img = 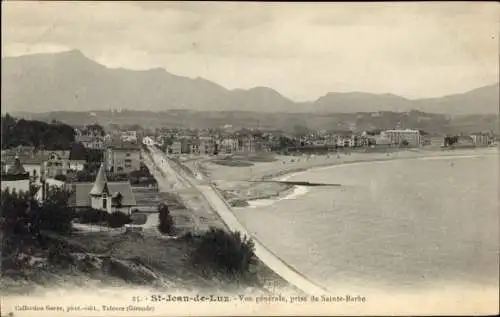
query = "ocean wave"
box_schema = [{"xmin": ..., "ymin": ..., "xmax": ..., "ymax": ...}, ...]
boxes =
[{"xmin": 246, "ymin": 185, "xmax": 311, "ymax": 209}]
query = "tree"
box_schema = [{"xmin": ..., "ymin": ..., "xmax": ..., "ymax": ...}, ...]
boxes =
[
  {"xmin": 106, "ymin": 211, "xmax": 132, "ymax": 228},
  {"xmin": 33, "ymin": 187, "xmax": 74, "ymax": 234},
  {"xmin": 157, "ymin": 203, "xmax": 174, "ymax": 234},
  {"xmin": 292, "ymin": 124, "xmax": 310, "ymax": 138},
  {"xmin": 444, "ymin": 135, "xmax": 459, "ymax": 147},
  {"xmin": 54, "ymin": 174, "xmax": 67, "ymax": 182},
  {"xmin": 1, "ymin": 186, "xmax": 74, "ymax": 272},
  {"xmin": 1, "ymin": 115, "xmax": 75, "ymax": 150},
  {"xmin": 112, "ymin": 192, "xmax": 123, "ymax": 213}
]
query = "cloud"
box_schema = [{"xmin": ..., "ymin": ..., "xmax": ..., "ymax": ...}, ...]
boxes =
[{"xmin": 1, "ymin": 1, "xmax": 498, "ymax": 100}]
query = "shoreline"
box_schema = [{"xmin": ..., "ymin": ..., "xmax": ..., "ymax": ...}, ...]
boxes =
[{"xmin": 207, "ymin": 147, "xmax": 499, "ymax": 205}]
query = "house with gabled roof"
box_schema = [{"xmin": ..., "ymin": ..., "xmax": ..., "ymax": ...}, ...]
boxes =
[
  {"xmin": 1, "ymin": 157, "xmax": 31, "ymax": 193},
  {"xmin": 68, "ymin": 163, "xmax": 136, "ymax": 214}
]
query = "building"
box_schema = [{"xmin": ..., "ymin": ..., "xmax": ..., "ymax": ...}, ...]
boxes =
[
  {"xmin": 2, "ymin": 149, "xmax": 50, "ymax": 183},
  {"xmin": 76, "ymin": 135, "xmax": 105, "ymax": 150},
  {"xmin": 189, "ymin": 139, "xmax": 201, "ymax": 154},
  {"xmin": 470, "ymin": 133, "xmax": 490, "ymax": 146},
  {"xmin": 374, "ymin": 135, "xmax": 392, "ymax": 146},
  {"xmin": 105, "ymin": 142, "xmax": 141, "ymax": 174},
  {"xmin": 75, "ymin": 125, "xmax": 106, "ymax": 150},
  {"xmin": 382, "ymin": 129, "xmax": 421, "ymax": 147},
  {"xmin": 68, "ymin": 163, "xmax": 136, "ymax": 214},
  {"xmin": 43, "ymin": 151, "xmax": 71, "ymax": 178},
  {"xmin": 142, "ymin": 136, "xmax": 156, "ymax": 147},
  {"xmin": 218, "ymin": 136, "xmax": 239, "ymax": 153},
  {"xmin": 69, "ymin": 159, "xmax": 86, "ymax": 172},
  {"xmin": 121, "ymin": 130, "xmax": 138, "ymax": 143},
  {"xmin": 237, "ymin": 134, "xmax": 256, "ymax": 153},
  {"xmin": 169, "ymin": 141, "xmax": 182, "ymax": 155},
  {"xmin": 199, "ymin": 136, "xmax": 216, "ymax": 155},
  {"xmin": 336, "ymin": 136, "xmax": 353, "ymax": 148},
  {"xmin": 1, "ymin": 157, "xmax": 31, "ymax": 193},
  {"xmin": 180, "ymin": 138, "xmax": 192, "ymax": 154}
]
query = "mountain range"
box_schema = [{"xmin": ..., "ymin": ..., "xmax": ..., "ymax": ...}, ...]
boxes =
[{"xmin": 2, "ymin": 50, "xmax": 499, "ymax": 115}]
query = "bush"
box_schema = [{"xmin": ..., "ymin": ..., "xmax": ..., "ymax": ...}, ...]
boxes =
[
  {"xmin": 106, "ymin": 211, "xmax": 132, "ymax": 228},
  {"xmin": 32, "ymin": 187, "xmax": 74, "ymax": 235},
  {"xmin": 54, "ymin": 174, "xmax": 67, "ymax": 182},
  {"xmin": 75, "ymin": 208, "xmax": 108, "ymax": 224},
  {"xmin": 180, "ymin": 231, "xmax": 194, "ymax": 241},
  {"xmin": 47, "ymin": 244, "xmax": 75, "ymax": 268},
  {"xmin": 157, "ymin": 203, "xmax": 174, "ymax": 234},
  {"xmin": 1, "ymin": 187, "xmax": 74, "ymax": 272},
  {"xmin": 191, "ymin": 227, "xmax": 256, "ymax": 276}
]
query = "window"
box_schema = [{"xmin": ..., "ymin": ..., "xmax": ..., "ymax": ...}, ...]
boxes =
[
  {"xmin": 125, "ymin": 153, "xmax": 131, "ymax": 157},
  {"xmin": 102, "ymin": 198, "xmax": 107, "ymax": 209}
]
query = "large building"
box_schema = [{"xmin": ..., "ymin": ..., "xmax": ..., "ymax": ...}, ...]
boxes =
[
  {"xmin": 105, "ymin": 142, "xmax": 141, "ymax": 174},
  {"xmin": 382, "ymin": 129, "xmax": 422, "ymax": 147},
  {"xmin": 470, "ymin": 133, "xmax": 490, "ymax": 146}
]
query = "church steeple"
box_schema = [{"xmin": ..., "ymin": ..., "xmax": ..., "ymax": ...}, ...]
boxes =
[{"xmin": 90, "ymin": 163, "xmax": 109, "ymax": 196}]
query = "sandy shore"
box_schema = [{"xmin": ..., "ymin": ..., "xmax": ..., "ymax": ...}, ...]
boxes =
[{"xmin": 197, "ymin": 147, "xmax": 499, "ymax": 204}]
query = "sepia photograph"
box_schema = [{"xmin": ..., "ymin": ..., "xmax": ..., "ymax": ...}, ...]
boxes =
[{"xmin": 1, "ymin": 1, "xmax": 499, "ymax": 316}]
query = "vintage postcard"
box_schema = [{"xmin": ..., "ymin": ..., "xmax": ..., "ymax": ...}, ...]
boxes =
[{"xmin": 1, "ymin": 1, "xmax": 499, "ymax": 316}]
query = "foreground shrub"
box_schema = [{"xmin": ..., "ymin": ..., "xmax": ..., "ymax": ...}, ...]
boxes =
[
  {"xmin": 106, "ymin": 211, "xmax": 132, "ymax": 228},
  {"xmin": 27, "ymin": 187, "xmax": 74, "ymax": 235},
  {"xmin": 157, "ymin": 203, "xmax": 174, "ymax": 234},
  {"xmin": 191, "ymin": 227, "xmax": 256, "ymax": 276},
  {"xmin": 75, "ymin": 208, "xmax": 108, "ymax": 224},
  {"xmin": 47, "ymin": 244, "xmax": 75, "ymax": 268},
  {"xmin": 1, "ymin": 187, "xmax": 74, "ymax": 273}
]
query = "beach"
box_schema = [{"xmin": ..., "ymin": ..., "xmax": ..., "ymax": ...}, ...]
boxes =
[{"xmin": 193, "ymin": 147, "xmax": 499, "ymax": 205}]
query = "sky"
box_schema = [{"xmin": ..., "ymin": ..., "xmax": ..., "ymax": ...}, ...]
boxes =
[{"xmin": 2, "ymin": 1, "xmax": 499, "ymax": 101}]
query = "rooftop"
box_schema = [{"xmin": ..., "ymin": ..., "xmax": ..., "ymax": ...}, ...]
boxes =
[
  {"xmin": 385, "ymin": 129, "xmax": 420, "ymax": 133},
  {"xmin": 68, "ymin": 181, "xmax": 136, "ymax": 207},
  {"xmin": 107, "ymin": 141, "xmax": 141, "ymax": 150},
  {"xmin": 89, "ymin": 164, "xmax": 109, "ymax": 196}
]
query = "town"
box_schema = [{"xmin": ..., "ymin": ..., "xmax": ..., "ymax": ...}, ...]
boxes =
[
  {"xmin": 2, "ymin": 113, "xmax": 498, "ymax": 208},
  {"xmin": 2, "ymin": 114, "xmax": 497, "ymax": 194}
]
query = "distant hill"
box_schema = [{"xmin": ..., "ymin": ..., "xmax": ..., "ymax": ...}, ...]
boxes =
[
  {"xmin": 8, "ymin": 109, "xmax": 498, "ymax": 136},
  {"xmin": 1, "ymin": 50, "xmax": 499, "ymax": 115}
]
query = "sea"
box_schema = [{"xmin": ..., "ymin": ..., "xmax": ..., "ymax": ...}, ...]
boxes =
[{"xmin": 234, "ymin": 153, "xmax": 499, "ymax": 297}]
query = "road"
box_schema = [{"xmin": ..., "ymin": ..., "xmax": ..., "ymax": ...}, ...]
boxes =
[
  {"xmin": 142, "ymin": 148, "xmax": 218, "ymax": 232},
  {"xmin": 145, "ymin": 146, "xmax": 327, "ymax": 295}
]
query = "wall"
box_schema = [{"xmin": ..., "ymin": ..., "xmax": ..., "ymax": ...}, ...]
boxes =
[
  {"xmin": 90, "ymin": 195, "xmax": 113, "ymax": 213},
  {"xmin": 108, "ymin": 148, "xmax": 141, "ymax": 174},
  {"xmin": 1, "ymin": 179, "xmax": 30, "ymax": 193}
]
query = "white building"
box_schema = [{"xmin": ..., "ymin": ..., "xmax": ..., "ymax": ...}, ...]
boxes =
[
  {"xmin": 142, "ymin": 136, "xmax": 156, "ymax": 146},
  {"xmin": 470, "ymin": 133, "xmax": 490, "ymax": 146},
  {"xmin": 382, "ymin": 129, "xmax": 421, "ymax": 147}
]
